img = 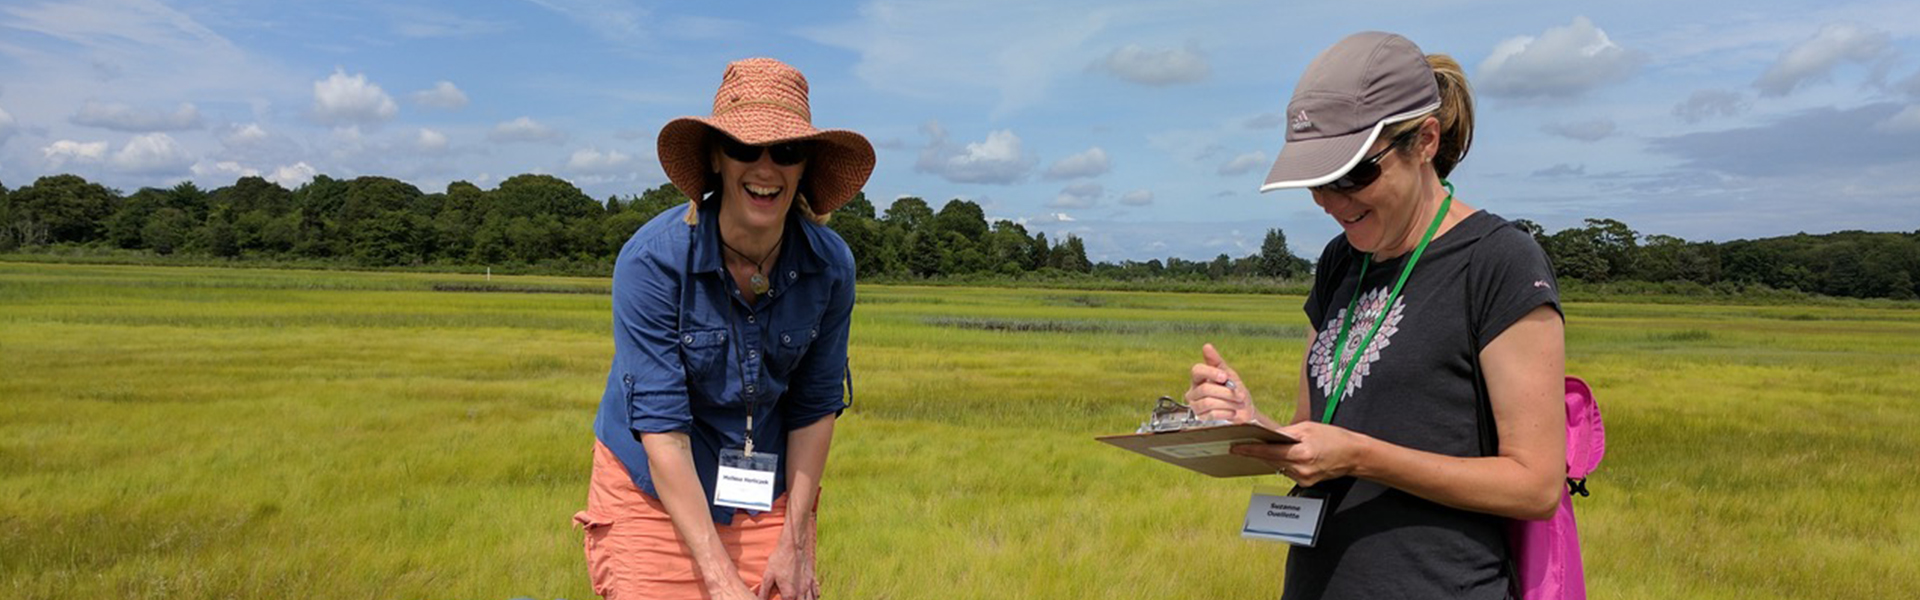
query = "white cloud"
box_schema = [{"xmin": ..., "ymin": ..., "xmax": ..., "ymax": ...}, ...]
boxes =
[
  {"xmin": 1875, "ymin": 105, "xmax": 1920, "ymax": 133},
  {"xmin": 330, "ymin": 126, "xmax": 366, "ymax": 150},
  {"xmin": 69, "ymin": 101, "xmax": 202, "ymax": 132},
  {"xmin": 1044, "ymin": 146, "xmax": 1110, "ymax": 179},
  {"xmin": 223, "ymin": 123, "xmax": 270, "ymax": 147},
  {"xmin": 1478, "ymin": 16, "xmax": 1644, "ymax": 99},
  {"xmin": 0, "ymin": 0, "xmax": 299, "ymax": 112},
  {"xmin": 270, "ymin": 162, "xmax": 318, "ymax": 188},
  {"xmin": 523, "ymin": 0, "xmax": 648, "ymax": 43},
  {"xmin": 1673, "ymin": 89, "xmax": 1749, "ymax": 123},
  {"xmin": 1754, "ymin": 23, "xmax": 1894, "ymax": 97},
  {"xmin": 1900, "ymin": 70, "xmax": 1920, "ymax": 99},
  {"xmin": 804, "ymin": 0, "xmax": 1127, "ymax": 116},
  {"xmin": 0, "ymin": 105, "xmax": 14, "ymax": 145},
  {"xmin": 192, "ymin": 160, "xmax": 259, "ymax": 179},
  {"xmin": 410, "ymin": 80, "xmax": 469, "ymax": 109},
  {"xmin": 416, "ymin": 128, "xmax": 449, "ymax": 153},
  {"xmin": 1540, "ymin": 118, "xmax": 1617, "ymax": 142},
  {"xmin": 1092, "ymin": 44, "xmax": 1209, "ymax": 86},
  {"xmin": 489, "ymin": 116, "xmax": 566, "ymax": 144},
  {"xmin": 915, "ymin": 121, "xmax": 1036, "ymax": 185},
  {"xmin": 1532, "ymin": 163, "xmax": 1587, "ymax": 178},
  {"xmin": 1217, "ymin": 151, "xmax": 1267, "ymax": 176},
  {"xmin": 110, "ymin": 133, "xmax": 194, "ymax": 175},
  {"xmin": 1051, "ymin": 181, "xmax": 1103, "ymax": 209},
  {"xmin": 1648, "ymin": 103, "xmax": 1919, "ymax": 178},
  {"xmin": 312, "ymin": 68, "xmax": 398, "ymax": 126},
  {"xmin": 383, "ymin": 5, "xmax": 511, "ymax": 39},
  {"xmin": 1119, "ymin": 189, "xmax": 1153, "ymax": 206},
  {"xmin": 566, "ymin": 147, "xmax": 636, "ymax": 175},
  {"xmin": 42, "ymin": 140, "xmax": 110, "ymax": 168},
  {"xmin": 1029, "ymin": 212, "xmax": 1077, "ymax": 224}
]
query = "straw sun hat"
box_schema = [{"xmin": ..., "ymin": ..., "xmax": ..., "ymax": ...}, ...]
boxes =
[{"xmin": 657, "ymin": 58, "xmax": 876, "ymax": 217}]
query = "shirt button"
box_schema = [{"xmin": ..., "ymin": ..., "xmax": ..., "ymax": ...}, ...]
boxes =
[
  {"xmin": 746, "ymin": 385, "xmax": 756, "ymax": 394},
  {"xmin": 682, "ymin": 335, "xmax": 694, "ymax": 344},
  {"xmin": 781, "ymin": 334, "xmax": 791, "ymax": 344},
  {"xmin": 749, "ymin": 350, "xmax": 758, "ymax": 359},
  {"xmin": 787, "ymin": 271, "xmax": 797, "ymax": 280},
  {"xmin": 747, "ymin": 315, "xmax": 755, "ymax": 323}
]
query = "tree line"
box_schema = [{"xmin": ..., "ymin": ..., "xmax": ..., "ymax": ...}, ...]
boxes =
[
  {"xmin": 0, "ymin": 173, "xmax": 1312, "ymax": 281},
  {"xmin": 1511, "ymin": 217, "xmax": 1919, "ymax": 300},
  {"xmin": 0, "ymin": 173, "xmax": 1915, "ymax": 299}
]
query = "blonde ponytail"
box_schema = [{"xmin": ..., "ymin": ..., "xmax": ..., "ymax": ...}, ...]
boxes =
[{"xmin": 1424, "ymin": 54, "xmax": 1474, "ymax": 177}]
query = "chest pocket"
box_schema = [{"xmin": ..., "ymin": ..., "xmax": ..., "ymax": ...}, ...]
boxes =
[
  {"xmin": 769, "ymin": 326, "xmax": 817, "ymax": 376},
  {"xmin": 677, "ymin": 328, "xmax": 729, "ymax": 391}
]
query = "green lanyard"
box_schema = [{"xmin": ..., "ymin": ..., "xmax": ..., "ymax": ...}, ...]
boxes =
[{"xmin": 1320, "ymin": 182, "xmax": 1454, "ymax": 424}]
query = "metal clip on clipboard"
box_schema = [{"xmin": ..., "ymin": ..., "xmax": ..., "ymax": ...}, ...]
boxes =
[
  {"xmin": 1138, "ymin": 396, "xmax": 1232, "ymax": 433},
  {"xmin": 1099, "ymin": 395, "xmax": 1299, "ymax": 478}
]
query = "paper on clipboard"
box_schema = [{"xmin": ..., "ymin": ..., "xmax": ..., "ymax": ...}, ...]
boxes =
[{"xmin": 1096, "ymin": 396, "xmax": 1299, "ymax": 478}]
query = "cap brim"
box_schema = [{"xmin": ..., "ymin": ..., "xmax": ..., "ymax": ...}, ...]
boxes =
[
  {"xmin": 1259, "ymin": 126, "xmax": 1380, "ymax": 192},
  {"xmin": 1259, "ymin": 103, "xmax": 1440, "ymax": 193}
]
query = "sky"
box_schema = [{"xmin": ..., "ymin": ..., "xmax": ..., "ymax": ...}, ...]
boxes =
[{"xmin": 3, "ymin": 0, "xmax": 1919, "ymax": 262}]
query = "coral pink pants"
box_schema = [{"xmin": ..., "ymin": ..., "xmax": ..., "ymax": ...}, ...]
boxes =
[{"xmin": 574, "ymin": 441, "xmax": 789, "ymax": 599}]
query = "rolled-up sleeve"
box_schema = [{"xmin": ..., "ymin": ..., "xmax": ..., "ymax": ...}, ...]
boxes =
[
  {"xmin": 782, "ymin": 261, "xmax": 853, "ymax": 428},
  {"xmin": 613, "ymin": 238, "xmax": 693, "ymax": 435}
]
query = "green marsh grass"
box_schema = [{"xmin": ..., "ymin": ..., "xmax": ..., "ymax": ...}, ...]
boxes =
[{"xmin": 3, "ymin": 263, "xmax": 1917, "ymax": 598}]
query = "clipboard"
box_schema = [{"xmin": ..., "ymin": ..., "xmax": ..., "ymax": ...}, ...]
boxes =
[{"xmin": 1096, "ymin": 396, "xmax": 1299, "ymax": 478}]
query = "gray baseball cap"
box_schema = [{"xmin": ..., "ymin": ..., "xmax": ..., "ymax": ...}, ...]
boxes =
[{"xmin": 1260, "ymin": 32, "xmax": 1440, "ymax": 192}]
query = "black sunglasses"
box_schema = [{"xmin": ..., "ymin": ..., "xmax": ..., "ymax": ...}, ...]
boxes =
[
  {"xmin": 1313, "ymin": 131, "xmax": 1414, "ymax": 194},
  {"xmin": 718, "ymin": 136, "xmax": 811, "ymax": 166}
]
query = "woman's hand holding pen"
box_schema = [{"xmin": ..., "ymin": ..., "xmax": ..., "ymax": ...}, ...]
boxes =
[{"xmin": 1185, "ymin": 343, "xmax": 1269, "ymax": 426}]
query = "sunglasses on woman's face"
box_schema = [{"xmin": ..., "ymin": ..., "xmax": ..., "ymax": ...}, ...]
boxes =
[
  {"xmin": 1313, "ymin": 131, "xmax": 1413, "ymax": 194},
  {"xmin": 719, "ymin": 136, "xmax": 811, "ymax": 166}
]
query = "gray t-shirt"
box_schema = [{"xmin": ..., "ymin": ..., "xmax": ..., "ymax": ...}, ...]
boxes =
[{"xmin": 1285, "ymin": 210, "xmax": 1561, "ymax": 600}]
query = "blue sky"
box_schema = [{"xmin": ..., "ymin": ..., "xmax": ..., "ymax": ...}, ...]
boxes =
[{"xmin": 3, "ymin": 0, "xmax": 1918, "ymax": 262}]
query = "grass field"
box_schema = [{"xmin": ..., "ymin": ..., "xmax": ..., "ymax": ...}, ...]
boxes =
[{"xmin": 3, "ymin": 262, "xmax": 1917, "ymax": 599}]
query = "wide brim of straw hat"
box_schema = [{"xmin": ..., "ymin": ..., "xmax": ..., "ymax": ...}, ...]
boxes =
[{"xmin": 657, "ymin": 111, "xmax": 875, "ymax": 216}]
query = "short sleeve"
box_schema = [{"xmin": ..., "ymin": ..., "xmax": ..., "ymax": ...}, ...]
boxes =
[
  {"xmin": 1466, "ymin": 223, "xmax": 1563, "ymax": 350},
  {"xmin": 613, "ymin": 234, "xmax": 695, "ymax": 435},
  {"xmin": 1303, "ymin": 235, "xmax": 1357, "ymax": 326}
]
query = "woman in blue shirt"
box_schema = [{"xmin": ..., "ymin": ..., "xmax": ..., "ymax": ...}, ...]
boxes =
[{"xmin": 575, "ymin": 58, "xmax": 872, "ymax": 600}]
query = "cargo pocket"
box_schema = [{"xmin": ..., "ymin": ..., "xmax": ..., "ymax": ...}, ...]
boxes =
[{"xmin": 573, "ymin": 510, "xmax": 621, "ymax": 597}]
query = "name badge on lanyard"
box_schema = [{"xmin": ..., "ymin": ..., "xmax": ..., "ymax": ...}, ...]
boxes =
[
  {"xmin": 1241, "ymin": 484, "xmax": 1330, "ymax": 547},
  {"xmin": 714, "ymin": 447, "xmax": 779, "ymax": 511}
]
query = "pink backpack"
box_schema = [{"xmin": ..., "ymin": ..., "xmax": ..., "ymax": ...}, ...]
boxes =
[
  {"xmin": 1511, "ymin": 377, "xmax": 1605, "ymax": 600},
  {"xmin": 1476, "ymin": 375, "xmax": 1605, "ymax": 600}
]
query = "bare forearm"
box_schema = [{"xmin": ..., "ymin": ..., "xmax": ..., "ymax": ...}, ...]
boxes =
[
  {"xmin": 1351, "ymin": 437, "xmax": 1559, "ymax": 519},
  {"xmin": 639, "ymin": 432, "xmax": 744, "ymax": 587},
  {"xmin": 781, "ymin": 415, "xmax": 835, "ymax": 534},
  {"xmin": 1355, "ymin": 308, "xmax": 1564, "ymax": 519}
]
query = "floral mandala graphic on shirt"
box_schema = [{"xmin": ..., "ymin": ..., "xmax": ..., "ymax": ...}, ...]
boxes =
[{"xmin": 1309, "ymin": 286, "xmax": 1407, "ymax": 405}]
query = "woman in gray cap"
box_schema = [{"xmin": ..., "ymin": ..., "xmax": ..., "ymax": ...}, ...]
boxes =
[{"xmin": 1183, "ymin": 32, "xmax": 1567, "ymax": 599}]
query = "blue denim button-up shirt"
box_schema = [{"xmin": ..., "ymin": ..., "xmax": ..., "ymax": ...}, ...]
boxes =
[{"xmin": 593, "ymin": 201, "xmax": 853, "ymax": 524}]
